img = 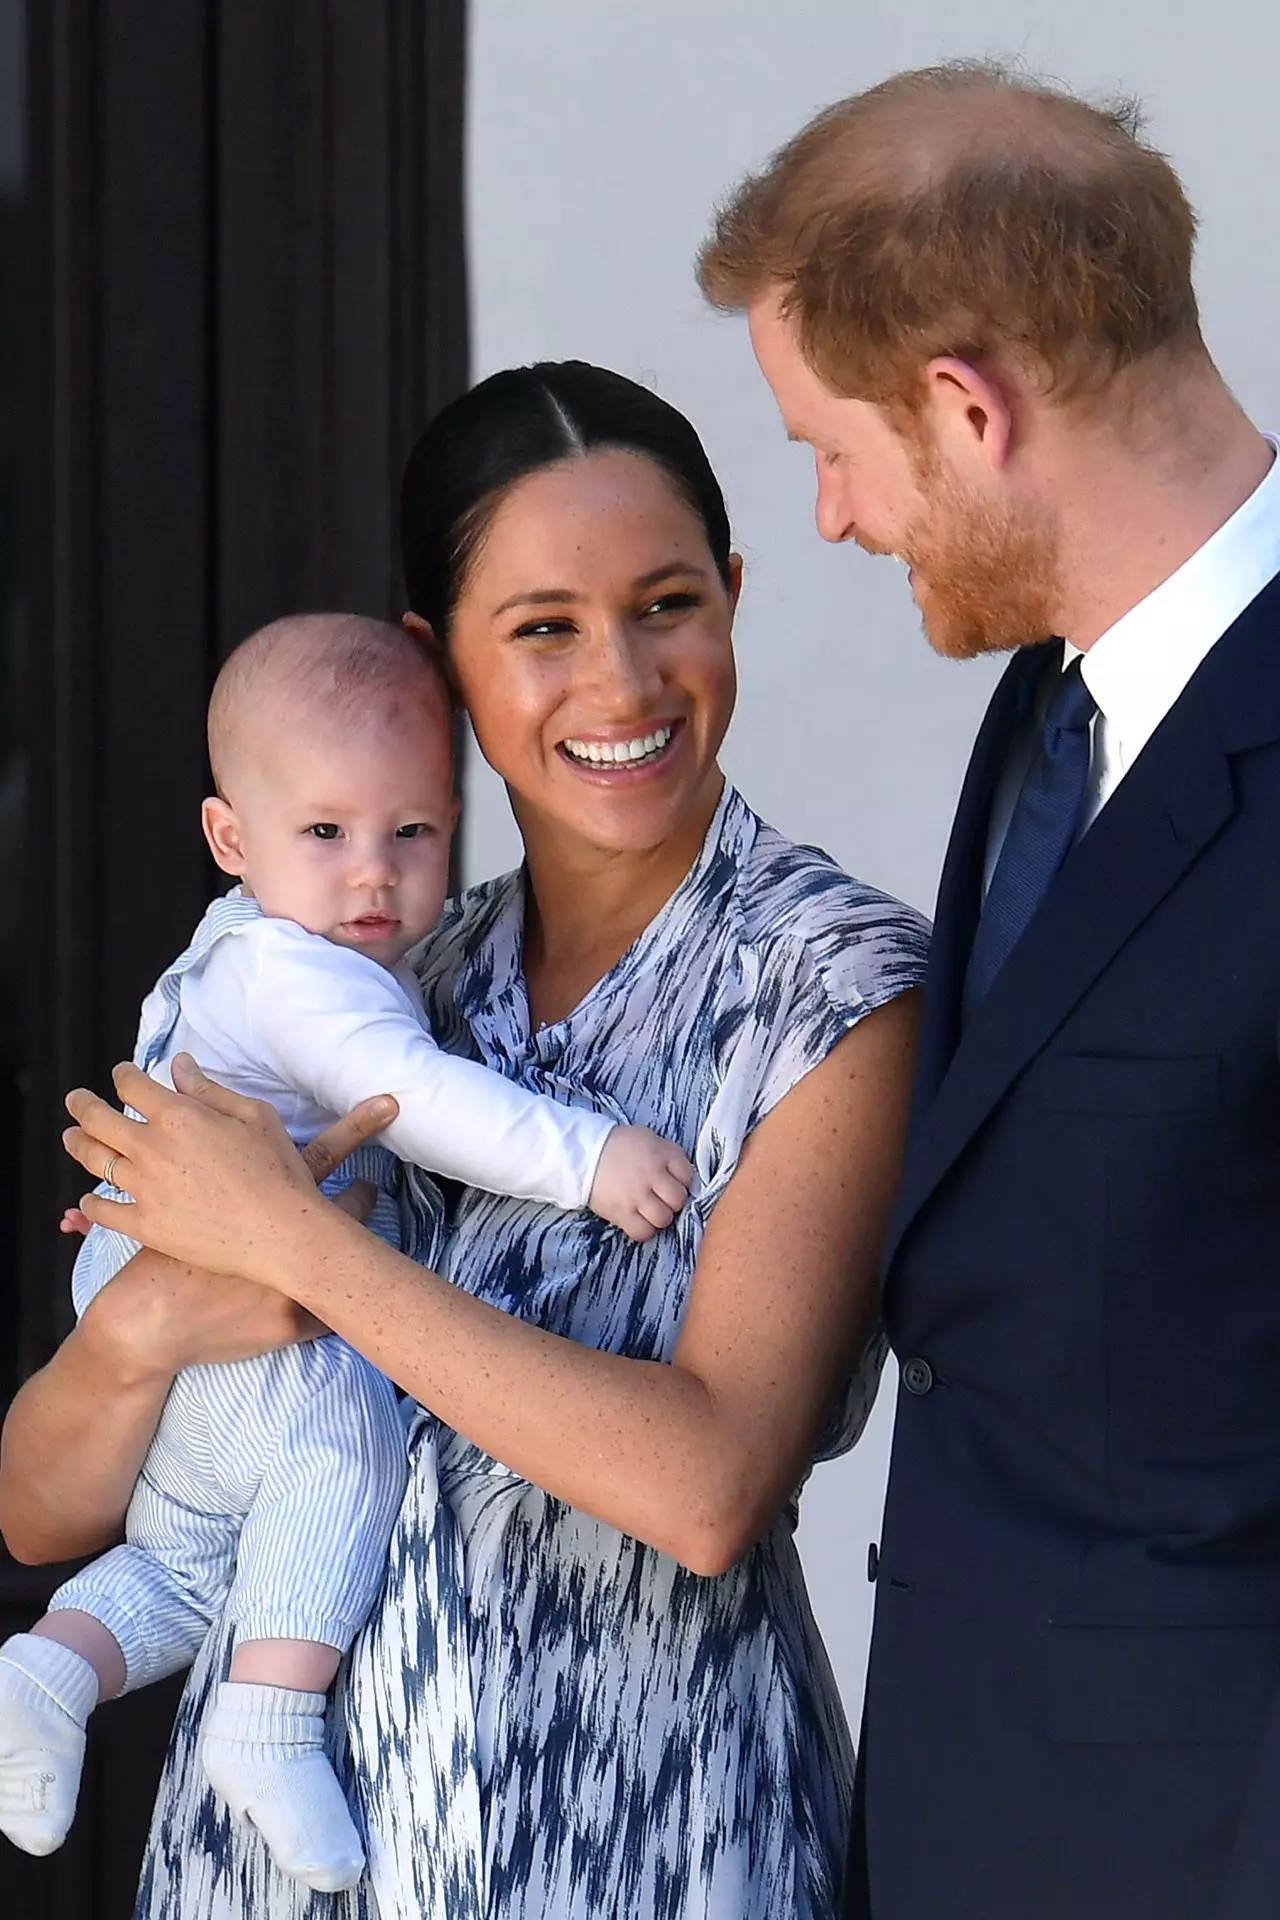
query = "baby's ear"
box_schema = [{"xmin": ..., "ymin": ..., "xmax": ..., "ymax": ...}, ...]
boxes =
[{"xmin": 201, "ymin": 796, "xmax": 247, "ymax": 877}]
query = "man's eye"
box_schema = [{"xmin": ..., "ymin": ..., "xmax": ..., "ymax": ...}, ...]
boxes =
[
  {"xmin": 395, "ymin": 823, "xmax": 433, "ymax": 840},
  {"xmin": 307, "ymin": 823, "xmax": 342, "ymax": 841}
]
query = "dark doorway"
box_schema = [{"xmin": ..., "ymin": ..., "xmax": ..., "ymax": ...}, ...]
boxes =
[
  {"xmin": 0, "ymin": 0, "xmax": 29, "ymax": 1419},
  {"xmin": 1, "ymin": 5, "xmax": 467, "ymax": 1912}
]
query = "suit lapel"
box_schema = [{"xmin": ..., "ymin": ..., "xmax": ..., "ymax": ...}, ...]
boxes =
[
  {"xmin": 911, "ymin": 643, "xmax": 1050, "ymax": 1110},
  {"xmin": 886, "ymin": 578, "xmax": 1280, "ymax": 1273}
]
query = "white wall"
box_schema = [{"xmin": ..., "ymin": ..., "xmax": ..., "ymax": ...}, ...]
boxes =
[{"xmin": 466, "ymin": 0, "xmax": 1280, "ymax": 1725}]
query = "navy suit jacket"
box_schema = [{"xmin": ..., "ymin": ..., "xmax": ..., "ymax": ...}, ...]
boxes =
[{"xmin": 846, "ymin": 574, "xmax": 1280, "ymax": 1920}]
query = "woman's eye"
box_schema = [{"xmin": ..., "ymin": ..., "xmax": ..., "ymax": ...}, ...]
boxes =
[
  {"xmin": 641, "ymin": 591, "xmax": 700, "ymax": 620},
  {"xmin": 307, "ymin": 823, "xmax": 342, "ymax": 841},
  {"xmin": 513, "ymin": 617, "xmax": 575, "ymax": 640}
]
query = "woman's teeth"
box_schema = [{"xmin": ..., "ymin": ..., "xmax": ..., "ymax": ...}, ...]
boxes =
[{"xmin": 562, "ymin": 725, "xmax": 673, "ymax": 768}]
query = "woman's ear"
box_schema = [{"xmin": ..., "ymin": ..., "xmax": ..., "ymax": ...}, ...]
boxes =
[
  {"xmin": 727, "ymin": 552, "xmax": 745, "ymax": 616},
  {"xmin": 403, "ymin": 610, "xmax": 465, "ymax": 713},
  {"xmin": 402, "ymin": 611, "xmax": 436, "ymax": 648},
  {"xmin": 202, "ymin": 796, "xmax": 248, "ymax": 878}
]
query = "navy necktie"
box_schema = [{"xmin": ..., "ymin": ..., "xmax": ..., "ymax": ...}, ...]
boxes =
[{"xmin": 963, "ymin": 655, "xmax": 1097, "ymax": 1017}]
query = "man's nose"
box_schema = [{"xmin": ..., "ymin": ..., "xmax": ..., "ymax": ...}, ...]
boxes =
[{"xmin": 814, "ymin": 459, "xmax": 857, "ymax": 545}]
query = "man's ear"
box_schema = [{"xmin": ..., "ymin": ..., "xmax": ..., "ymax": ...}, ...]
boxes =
[
  {"xmin": 202, "ymin": 796, "xmax": 247, "ymax": 877},
  {"xmin": 921, "ymin": 355, "xmax": 1016, "ymax": 474}
]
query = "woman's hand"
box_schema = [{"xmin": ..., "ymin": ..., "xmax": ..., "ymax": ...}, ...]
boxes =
[
  {"xmin": 77, "ymin": 1095, "xmax": 384, "ymax": 1374},
  {"xmin": 62, "ymin": 1055, "xmax": 398, "ymax": 1290}
]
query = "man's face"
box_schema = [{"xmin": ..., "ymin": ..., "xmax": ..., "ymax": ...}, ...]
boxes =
[{"xmin": 747, "ymin": 292, "xmax": 1061, "ymax": 659}]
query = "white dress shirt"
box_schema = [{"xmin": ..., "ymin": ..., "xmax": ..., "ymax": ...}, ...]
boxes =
[
  {"xmin": 165, "ymin": 913, "xmax": 615, "ymax": 1211},
  {"xmin": 984, "ymin": 432, "xmax": 1280, "ymax": 893}
]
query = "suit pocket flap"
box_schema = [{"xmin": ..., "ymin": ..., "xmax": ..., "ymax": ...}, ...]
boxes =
[
  {"xmin": 1047, "ymin": 1620, "xmax": 1280, "ymax": 1746},
  {"xmin": 1036, "ymin": 1052, "xmax": 1221, "ymax": 1116}
]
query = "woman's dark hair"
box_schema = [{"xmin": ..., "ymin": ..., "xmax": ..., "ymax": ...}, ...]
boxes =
[{"xmin": 400, "ymin": 361, "xmax": 733, "ymax": 643}]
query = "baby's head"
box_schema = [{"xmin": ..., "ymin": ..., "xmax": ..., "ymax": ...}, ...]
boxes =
[{"xmin": 203, "ymin": 613, "xmax": 458, "ymax": 967}]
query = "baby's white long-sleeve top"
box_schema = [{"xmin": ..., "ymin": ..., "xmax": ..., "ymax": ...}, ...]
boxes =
[{"xmin": 154, "ymin": 896, "xmax": 614, "ymax": 1211}]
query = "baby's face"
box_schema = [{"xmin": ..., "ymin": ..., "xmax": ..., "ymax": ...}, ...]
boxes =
[{"xmin": 209, "ymin": 704, "xmax": 458, "ymax": 967}]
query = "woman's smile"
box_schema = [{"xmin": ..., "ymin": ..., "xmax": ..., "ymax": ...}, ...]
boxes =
[{"xmin": 558, "ymin": 718, "xmax": 682, "ymax": 777}]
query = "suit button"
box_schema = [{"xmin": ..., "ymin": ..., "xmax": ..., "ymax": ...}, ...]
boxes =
[
  {"xmin": 867, "ymin": 1543, "xmax": 879, "ymax": 1583},
  {"xmin": 902, "ymin": 1357, "xmax": 934, "ymax": 1396}
]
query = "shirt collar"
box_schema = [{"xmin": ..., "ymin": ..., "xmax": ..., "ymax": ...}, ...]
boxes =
[{"xmin": 1067, "ymin": 432, "xmax": 1280, "ymax": 762}]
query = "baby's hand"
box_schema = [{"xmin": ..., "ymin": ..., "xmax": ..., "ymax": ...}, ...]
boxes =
[
  {"xmin": 59, "ymin": 1207, "xmax": 92, "ymax": 1237},
  {"xmin": 588, "ymin": 1125, "xmax": 694, "ymax": 1242}
]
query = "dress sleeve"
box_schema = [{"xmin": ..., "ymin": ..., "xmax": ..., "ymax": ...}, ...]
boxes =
[
  {"xmin": 201, "ymin": 922, "xmax": 614, "ymax": 1211},
  {"xmin": 744, "ymin": 896, "xmax": 931, "ymax": 1137}
]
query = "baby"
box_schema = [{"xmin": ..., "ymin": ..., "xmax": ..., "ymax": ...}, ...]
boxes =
[{"xmin": 0, "ymin": 614, "xmax": 692, "ymax": 1891}]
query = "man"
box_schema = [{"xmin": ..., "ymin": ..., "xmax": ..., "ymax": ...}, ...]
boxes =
[{"xmin": 699, "ymin": 61, "xmax": 1280, "ymax": 1920}]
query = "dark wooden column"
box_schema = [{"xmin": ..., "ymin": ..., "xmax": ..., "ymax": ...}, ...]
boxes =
[{"xmin": 3, "ymin": 5, "xmax": 467, "ymax": 1914}]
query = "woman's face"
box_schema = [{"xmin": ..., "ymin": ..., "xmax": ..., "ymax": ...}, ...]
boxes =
[{"xmin": 438, "ymin": 448, "xmax": 740, "ymax": 858}]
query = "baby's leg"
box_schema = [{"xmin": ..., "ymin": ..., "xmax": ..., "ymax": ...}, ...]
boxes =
[
  {"xmin": 201, "ymin": 1645, "xmax": 360, "ymax": 1895},
  {"xmin": 229, "ymin": 1637, "xmax": 341, "ymax": 1691},
  {"xmin": 28, "ymin": 1610, "xmax": 126, "ymax": 1699},
  {"xmin": 201, "ymin": 1339, "xmax": 407, "ymax": 1895},
  {"xmin": 0, "ymin": 1466, "xmax": 242, "ymax": 1857},
  {"xmin": 0, "ymin": 1623, "xmax": 104, "ymax": 1856}
]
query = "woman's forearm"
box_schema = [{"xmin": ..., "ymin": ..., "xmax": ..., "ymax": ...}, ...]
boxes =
[
  {"xmin": 0, "ymin": 1237, "xmax": 331, "ymax": 1565},
  {"xmin": 267, "ymin": 1200, "xmax": 841, "ymax": 1577},
  {"xmin": 62, "ymin": 1018, "xmax": 910, "ymax": 1574},
  {"xmin": 0, "ymin": 1316, "xmax": 173, "ymax": 1564},
  {"xmin": 257, "ymin": 1014, "xmax": 907, "ymax": 1576},
  {"xmin": 7, "ymin": 1093, "xmax": 402, "ymax": 1567}
]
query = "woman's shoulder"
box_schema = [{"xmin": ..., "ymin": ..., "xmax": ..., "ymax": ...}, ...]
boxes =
[
  {"xmin": 421, "ymin": 867, "xmax": 519, "ymax": 947},
  {"xmin": 699, "ymin": 799, "xmax": 930, "ymax": 1143},
  {"xmin": 735, "ymin": 808, "xmax": 931, "ymax": 993}
]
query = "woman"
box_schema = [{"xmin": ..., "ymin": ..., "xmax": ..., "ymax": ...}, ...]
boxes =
[{"xmin": 3, "ymin": 364, "xmax": 928, "ymax": 1918}]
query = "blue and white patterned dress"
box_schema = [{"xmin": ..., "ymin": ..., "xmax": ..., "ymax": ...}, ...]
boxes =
[{"xmin": 132, "ymin": 786, "xmax": 929, "ymax": 1920}]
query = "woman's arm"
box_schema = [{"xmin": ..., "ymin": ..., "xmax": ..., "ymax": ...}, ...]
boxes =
[
  {"xmin": 0, "ymin": 1255, "xmax": 326, "ymax": 1565},
  {"xmin": 0, "ymin": 1276, "xmax": 177, "ymax": 1565},
  {"xmin": 0, "ymin": 1100, "xmax": 394, "ymax": 1565},
  {"xmin": 65, "ymin": 994, "xmax": 918, "ymax": 1574}
]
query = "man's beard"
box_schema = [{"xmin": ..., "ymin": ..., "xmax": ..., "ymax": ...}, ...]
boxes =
[{"xmin": 886, "ymin": 458, "xmax": 1064, "ymax": 661}]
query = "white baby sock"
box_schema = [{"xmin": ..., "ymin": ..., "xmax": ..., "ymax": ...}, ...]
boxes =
[
  {"xmin": 202, "ymin": 1681, "xmax": 365, "ymax": 1893},
  {"xmin": 0, "ymin": 1632, "xmax": 99, "ymax": 1856}
]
